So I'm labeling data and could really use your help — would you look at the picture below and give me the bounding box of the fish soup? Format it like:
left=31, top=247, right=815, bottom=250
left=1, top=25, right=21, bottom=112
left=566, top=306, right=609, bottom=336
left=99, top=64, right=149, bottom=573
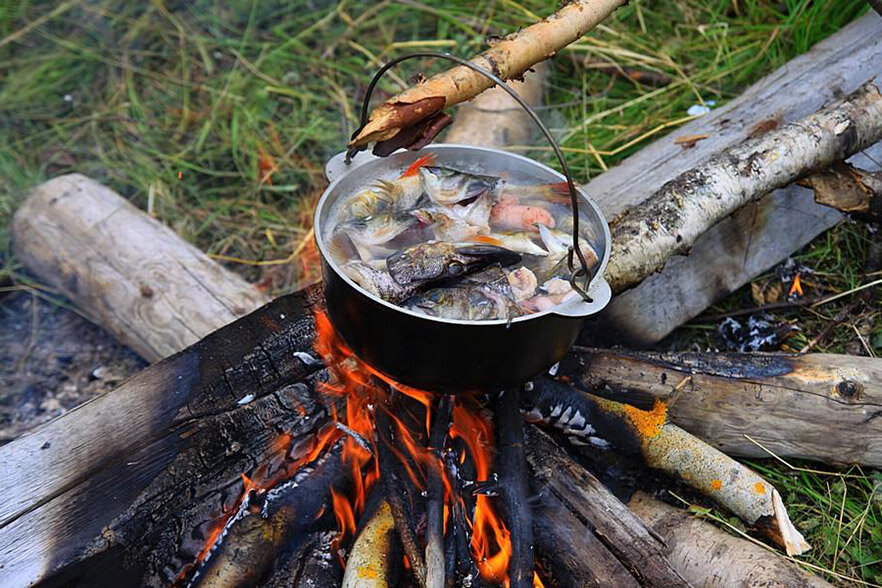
left=323, top=153, right=599, bottom=321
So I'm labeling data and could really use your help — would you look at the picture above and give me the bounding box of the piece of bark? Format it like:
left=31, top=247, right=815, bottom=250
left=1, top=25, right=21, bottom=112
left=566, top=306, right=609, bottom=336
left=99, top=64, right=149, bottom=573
left=444, top=62, right=548, bottom=148
left=605, top=81, right=882, bottom=293
left=532, top=488, right=641, bottom=588
left=799, top=161, right=882, bottom=221
left=11, top=173, right=269, bottom=362
left=525, top=426, right=692, bottom=588
left=523, top=378, right=810, bottom=556
left=584, top=12, right=882, bottom=345
left=0, top=287, right=333, bottom=587
left=349, top=0, right=626, bottom=148
left=566, top=348, right=882, bottom=467
left=629, top=493, right=833, bottom=588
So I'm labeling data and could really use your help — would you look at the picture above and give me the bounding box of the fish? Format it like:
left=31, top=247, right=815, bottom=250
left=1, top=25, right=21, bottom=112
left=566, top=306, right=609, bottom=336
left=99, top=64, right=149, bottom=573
left=337, top=186, right=393, bottom=220
left=403, top=266, right=522, bottom=321
left=372, top=154, right=435, bottom=211
left=331, top=209, right=424, bottom=261
left=341, top=261, right=418, bottom=303
left=522, top=277, right=580, bottom=313
left=386, top=241, right=521, bottom=287
left=419, top=165, right=501, bottom=206
left=474, top=232, right=548, bottom=257
left=489, top=193, right=555, bottom=232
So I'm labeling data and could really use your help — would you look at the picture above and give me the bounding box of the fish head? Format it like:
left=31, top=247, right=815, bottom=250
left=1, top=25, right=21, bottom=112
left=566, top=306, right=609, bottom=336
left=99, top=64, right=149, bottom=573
left=386, top=241, right=521, bottom=286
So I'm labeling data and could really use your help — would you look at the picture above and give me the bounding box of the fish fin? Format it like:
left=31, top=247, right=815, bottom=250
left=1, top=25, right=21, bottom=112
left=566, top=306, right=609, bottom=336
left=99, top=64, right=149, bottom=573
left=538, top=223, right=566, bottom=255
left=372, top=179, right=397, bottom=201
left=327, top=231, right=358, bottom=262
left=468, top=235, right=506, bottom=247
left=400, top=154, right=436, bottom=178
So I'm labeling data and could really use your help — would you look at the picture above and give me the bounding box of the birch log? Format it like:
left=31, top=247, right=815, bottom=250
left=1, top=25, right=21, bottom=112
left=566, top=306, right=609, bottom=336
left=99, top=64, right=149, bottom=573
left=11, top=174, right=268, bottom=362
left=566, top=348, right=882, bottom=467
left=349, top=0, right=626, bottom=148
left=628, top=493, right=833, bottom=588
left=587, top=12, right=882, bottom=345
left=606, top=81, right=882, bottom=293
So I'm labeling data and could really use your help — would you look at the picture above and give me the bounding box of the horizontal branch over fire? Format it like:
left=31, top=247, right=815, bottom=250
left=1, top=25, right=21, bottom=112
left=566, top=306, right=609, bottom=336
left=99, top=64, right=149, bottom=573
left=348, top=0, right=626, bottom=149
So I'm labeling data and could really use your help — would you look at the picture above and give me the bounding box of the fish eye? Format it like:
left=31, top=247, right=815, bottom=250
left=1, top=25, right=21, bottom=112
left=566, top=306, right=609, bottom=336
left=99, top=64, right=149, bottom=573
left=446, top=260, right=465, bottom=276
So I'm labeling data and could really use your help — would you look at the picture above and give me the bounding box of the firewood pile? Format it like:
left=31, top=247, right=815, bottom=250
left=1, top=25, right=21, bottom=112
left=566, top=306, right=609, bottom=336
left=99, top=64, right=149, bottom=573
left=1, top=3, right=881, bottom=588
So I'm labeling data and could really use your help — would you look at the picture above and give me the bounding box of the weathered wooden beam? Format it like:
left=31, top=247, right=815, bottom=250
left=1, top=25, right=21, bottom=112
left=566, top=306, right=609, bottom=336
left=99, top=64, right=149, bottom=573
left=583, top=12, right=882, bottom=345
left=11, top=173, right=269, bottom=362
left=565, top=348, right=882, bottom=467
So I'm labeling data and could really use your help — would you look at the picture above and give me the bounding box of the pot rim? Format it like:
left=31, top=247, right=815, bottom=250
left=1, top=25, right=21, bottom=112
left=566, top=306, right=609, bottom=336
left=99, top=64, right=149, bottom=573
left=314, top=143, right=612, bottom=326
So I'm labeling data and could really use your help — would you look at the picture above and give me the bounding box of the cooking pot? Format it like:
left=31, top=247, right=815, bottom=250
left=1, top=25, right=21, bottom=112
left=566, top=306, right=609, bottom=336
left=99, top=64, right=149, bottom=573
left=314, top=53, right=612, bottom=392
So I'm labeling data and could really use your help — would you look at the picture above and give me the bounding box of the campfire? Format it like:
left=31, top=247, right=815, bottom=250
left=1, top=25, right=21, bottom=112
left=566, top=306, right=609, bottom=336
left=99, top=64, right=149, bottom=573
left=171, top=309, right=545, bottom=588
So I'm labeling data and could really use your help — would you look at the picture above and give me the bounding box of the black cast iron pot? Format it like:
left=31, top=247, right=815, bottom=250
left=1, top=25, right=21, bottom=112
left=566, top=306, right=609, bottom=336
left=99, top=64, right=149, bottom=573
left=315, top=144, right=611, bottom=393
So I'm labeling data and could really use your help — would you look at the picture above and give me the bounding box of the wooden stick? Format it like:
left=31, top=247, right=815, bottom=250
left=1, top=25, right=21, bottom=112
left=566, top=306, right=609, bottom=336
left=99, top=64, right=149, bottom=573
left=425, top=396, right=452, bottom=588
left=11, top=173, right=268, bottom=362
left=606, top=81, right=882, bottom=293
left=342, top=500, right=397, bottom=588
left=349, top=0, right=626, bottom=148
left=525, top=426, right=692, bottom=588
left=494, top=389, right=534, bottom=588
left=566, top=348, right=882, bottom=467
left=629, top=493, right=833, bottom=588
left=523, top=377, right=810, bottom=556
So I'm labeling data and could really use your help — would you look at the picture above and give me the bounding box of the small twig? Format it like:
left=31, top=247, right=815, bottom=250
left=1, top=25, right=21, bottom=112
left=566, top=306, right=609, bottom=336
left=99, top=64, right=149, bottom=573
left=799, top=298, right=862, bottom=353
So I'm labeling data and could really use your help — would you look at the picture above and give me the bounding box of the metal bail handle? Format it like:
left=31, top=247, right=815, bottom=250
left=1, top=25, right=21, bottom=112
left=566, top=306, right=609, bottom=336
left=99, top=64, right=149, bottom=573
left=350, top=51, right=596, bottom=303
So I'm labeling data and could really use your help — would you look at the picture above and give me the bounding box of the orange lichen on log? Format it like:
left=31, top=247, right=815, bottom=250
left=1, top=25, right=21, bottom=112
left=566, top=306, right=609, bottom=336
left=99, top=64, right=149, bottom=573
left=622, top=400, right=668, bottom=439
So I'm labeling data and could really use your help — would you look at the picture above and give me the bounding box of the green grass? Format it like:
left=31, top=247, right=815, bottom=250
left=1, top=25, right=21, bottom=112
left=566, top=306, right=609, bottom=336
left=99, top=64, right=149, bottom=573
left=1, top=0, right=879, bottom=585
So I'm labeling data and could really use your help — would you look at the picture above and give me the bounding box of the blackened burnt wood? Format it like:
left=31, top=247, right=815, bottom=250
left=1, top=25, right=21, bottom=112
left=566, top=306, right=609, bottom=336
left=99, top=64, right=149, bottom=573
left=0, top=286, right=331, bottom=587
left=566, top=348, right=882, bottom=467
left=525, top=426, right=693, bottom=588
left=494, top=389, right=534, bottom=588
left=533, top=489, right=641, bottom=588
left=425, top=396, right=452, bottom=588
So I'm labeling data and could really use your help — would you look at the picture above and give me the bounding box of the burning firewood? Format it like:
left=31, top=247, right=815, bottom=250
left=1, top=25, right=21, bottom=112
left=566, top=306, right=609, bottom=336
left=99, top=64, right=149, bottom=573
left=347, top=0, right=626, bottom=152
left=425, top=396, right=453, bottom=588
left=493, top=389, right=534, bottom=588
left=525, top=426, right=692, bottom=588
left=523, top=377, right=810, bottom=556
left=341, top=500, right=397, bottom=588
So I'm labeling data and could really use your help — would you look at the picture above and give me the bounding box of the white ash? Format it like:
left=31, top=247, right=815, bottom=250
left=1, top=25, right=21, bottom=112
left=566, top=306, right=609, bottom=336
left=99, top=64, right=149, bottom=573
left=293, top=351, right=322, bottom=367
left=236, top=393, right=255, bottom=405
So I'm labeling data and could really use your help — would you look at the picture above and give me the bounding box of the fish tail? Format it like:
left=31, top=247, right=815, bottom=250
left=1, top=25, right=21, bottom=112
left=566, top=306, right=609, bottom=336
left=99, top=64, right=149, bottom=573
left=399, top=154, right=436, bottom=178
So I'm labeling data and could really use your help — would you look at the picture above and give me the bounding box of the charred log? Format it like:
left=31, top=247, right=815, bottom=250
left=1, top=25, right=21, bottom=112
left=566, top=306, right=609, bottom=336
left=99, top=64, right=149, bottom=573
left=426, top=396, right=453, bottom=588
left=525, top=426, right=692, bottom=588
left=494, top=388, right=534, bottom=588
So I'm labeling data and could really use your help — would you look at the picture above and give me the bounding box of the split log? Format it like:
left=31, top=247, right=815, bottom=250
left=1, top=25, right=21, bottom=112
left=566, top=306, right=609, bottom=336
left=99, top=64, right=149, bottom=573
left=341, top=500, right=396, bottom=588
left=629, top=493, right=833, bottom=588
left=566, top=348, right=882, bottom=467
left=605, top=80, right=882, bottom=293
left=0, top=287, right=334, bottom=587
left=586, top=12, right=882, bottom=345
left=525, top=426, right=692, bottom=588
left=349, top=0, right=626, bottom=149
left=11, top=173, right=268, bottom=362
